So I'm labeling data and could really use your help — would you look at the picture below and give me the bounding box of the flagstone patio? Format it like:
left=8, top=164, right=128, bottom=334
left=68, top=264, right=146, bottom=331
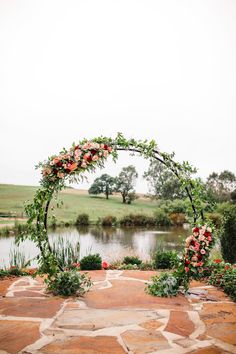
left=0, top=270, right=235, bottom=354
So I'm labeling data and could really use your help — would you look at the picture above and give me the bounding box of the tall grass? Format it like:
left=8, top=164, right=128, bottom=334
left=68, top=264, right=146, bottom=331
left=50, top=236, right=80, bottom=269
left=9, top=246, right=29, bottom=269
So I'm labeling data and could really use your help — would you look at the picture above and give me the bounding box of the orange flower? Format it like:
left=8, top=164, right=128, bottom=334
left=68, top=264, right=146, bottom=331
left=67, top=163, right=77, bottom=173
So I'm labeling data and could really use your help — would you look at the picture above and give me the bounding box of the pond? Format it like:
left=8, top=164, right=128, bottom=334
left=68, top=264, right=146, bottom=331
left=0, top=225, right=190, bottom=268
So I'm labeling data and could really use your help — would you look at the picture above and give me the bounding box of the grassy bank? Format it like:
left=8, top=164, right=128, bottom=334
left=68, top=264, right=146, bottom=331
left=0, top=184, right=158, bottom=224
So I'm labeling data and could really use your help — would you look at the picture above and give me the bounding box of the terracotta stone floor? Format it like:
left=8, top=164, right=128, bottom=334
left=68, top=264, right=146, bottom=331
left=0, top=270, right=235, bottom=354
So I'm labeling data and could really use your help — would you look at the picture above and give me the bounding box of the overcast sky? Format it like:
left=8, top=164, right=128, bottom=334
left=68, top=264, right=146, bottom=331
left=0, top=0, right=235, bottom=193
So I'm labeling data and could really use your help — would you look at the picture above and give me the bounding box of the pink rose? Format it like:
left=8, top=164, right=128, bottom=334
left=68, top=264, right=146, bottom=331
left=102, top=261, right=109, bottom=269
left=92, top=155, right=99, bottom=161
left=57, top=172, right=64, bottom=178
left=184, top=267, right=189, bottom=272
left=103, top=150, right=109, bottom=158
left=200, top=249, right=206, bottom=255
left=191, top=255, right=198, bottom=262
left=81, top=161, right=87, bottom=168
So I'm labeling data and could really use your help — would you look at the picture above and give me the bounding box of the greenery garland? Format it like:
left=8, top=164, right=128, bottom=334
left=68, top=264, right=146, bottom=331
left=18, top=133, right=214, bottom=294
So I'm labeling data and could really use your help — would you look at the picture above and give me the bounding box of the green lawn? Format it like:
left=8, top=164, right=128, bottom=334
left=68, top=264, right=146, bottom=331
left=0, top=184, right=158, bottom=223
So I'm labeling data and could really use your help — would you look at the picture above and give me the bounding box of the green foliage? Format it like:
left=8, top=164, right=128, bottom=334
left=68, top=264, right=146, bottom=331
left=146, top=272, right=179, bottom=297
left=206, top=212, right=223, bottom=228
left=206, top=261, right=236, bottom=302
left=139, top=261, right=154, bottom=270
left=206, top=170, right=236, bottom=203
left=101, top=215, right=117, bottom=226
left=153, top=250, right=178, bottom=269
left=46, top=270, right=92, bottom=296
left=119, top=213, right=156, bottom=227
left=80, top=253, right=102, bottom=270
left=0, top=269, right=9, bottom=278
left=115, top=165, right=138, bottom=204
left=220, top=204, right=236, bottom=263
left=231, top=189, right=236, bottom=203
left=143, top=160, right=187, bottom=200
left=88, top=174, right=116, bottom=199
left=126, top=192, right=138, bottom=204
left=123, top=256, right=142, bottom=265
left=76, top=213, right=89, bottom=226
left=153, top=209, right=171, bottom=226
left=8, top=267, right=23, bottom=276
left=121, top=263, right=139, bottom=270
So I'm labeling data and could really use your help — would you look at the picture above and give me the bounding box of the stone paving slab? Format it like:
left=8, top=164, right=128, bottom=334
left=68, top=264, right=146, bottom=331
left=121, top=329, right=170, bottom=353
left=0, top=297, right=64, bottom=318
left=84, top=279, right=192, bottom=310
left=0, top=270, right=235, bottom=354
left=0, top=278, right=18, bottom=297
left=0, top=320, right=41, bottom=353
left=53, top=308, right=162, bottom=331
left=189, top=346, right=233, bottom=354
left=164, top=310, right=195, bottom=337
left=122, top=270, right=158, bottom=281
left=40, top=336, right=126, bottom=353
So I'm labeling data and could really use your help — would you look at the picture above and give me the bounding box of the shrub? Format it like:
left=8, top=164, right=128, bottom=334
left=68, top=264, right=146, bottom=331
left=46, top=270, right=92, bottom=296
left=207, top=261, right=236, bottom=301
left=123, top=256, right=142, bottom=266
left=220, top=204, right=236, bottom=263
left=126, top=192, right=138, bottom=204
left=101, top=215, right=117, bottom=226
left=139, top=261, right=154, bottom=270
left=155, top=199, right=187, bottom=214
left=167, top=199, right=188, bottom=214
left=153, top=209, right=171, bottom=226
left=76, top=213, right=90, bottom=226
left=8, top=266, right=23, bottom=276
left=80, top=253, right=102, bottom=270
left=169, top=213, right=186, bottom=226
left=119, top=214, right=156, bottom=227
left=146, top=272, right=179, bottom=297
left=153, top=251, right=178, bottom=269
left=121, top=263, right=139, bottom=270
left=206, top=213, right=223, bottom=228
left=0, top=269, right=9, bottom=278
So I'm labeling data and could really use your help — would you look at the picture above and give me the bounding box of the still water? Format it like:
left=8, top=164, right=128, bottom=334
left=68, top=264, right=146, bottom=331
left=0, top=226, right=190, bottom=268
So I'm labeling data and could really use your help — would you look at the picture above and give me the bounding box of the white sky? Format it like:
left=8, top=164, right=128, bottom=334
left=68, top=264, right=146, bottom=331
left=0, top=0, right=235, bottom=193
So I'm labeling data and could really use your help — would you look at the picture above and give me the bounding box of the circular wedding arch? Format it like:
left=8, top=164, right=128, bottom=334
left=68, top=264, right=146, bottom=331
left=21, top=133, right=211, bottom=282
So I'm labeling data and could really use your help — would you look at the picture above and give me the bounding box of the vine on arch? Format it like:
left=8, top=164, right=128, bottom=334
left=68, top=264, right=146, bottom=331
left=18, top=133, right=214, bottom=293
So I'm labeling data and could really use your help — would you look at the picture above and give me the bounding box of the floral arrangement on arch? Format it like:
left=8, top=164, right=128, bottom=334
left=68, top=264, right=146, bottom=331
left=41, top=142, right=113, bottom=182
left=184, top=225, right=214, bottom=277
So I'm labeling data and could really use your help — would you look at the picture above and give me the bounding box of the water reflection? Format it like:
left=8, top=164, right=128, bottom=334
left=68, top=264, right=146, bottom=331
left=0, top=226, right=189, bottom=267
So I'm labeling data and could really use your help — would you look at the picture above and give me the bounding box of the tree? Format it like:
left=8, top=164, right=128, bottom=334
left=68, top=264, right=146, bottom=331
left=143, top=160, right=185, bottom=200
left=115, top=165, right=138, bottom=204
left=88, top=174, right=116, bottom=199
left=206, top=170, right=236, bottom=202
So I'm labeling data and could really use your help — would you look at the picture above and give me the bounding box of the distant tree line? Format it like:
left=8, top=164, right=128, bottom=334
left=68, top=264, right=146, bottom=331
left=89, top=160, right=236, bottom=205
left=143, top=160, right=236, bottom=203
